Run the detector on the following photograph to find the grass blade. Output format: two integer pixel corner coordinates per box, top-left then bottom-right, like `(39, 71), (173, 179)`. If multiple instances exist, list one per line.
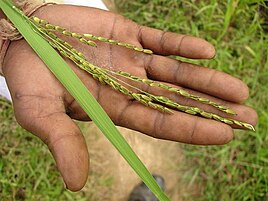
(0, 1), (170, 200)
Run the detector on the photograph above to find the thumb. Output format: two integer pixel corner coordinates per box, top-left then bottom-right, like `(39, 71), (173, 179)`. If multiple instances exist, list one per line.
(13, 96), (89, 191)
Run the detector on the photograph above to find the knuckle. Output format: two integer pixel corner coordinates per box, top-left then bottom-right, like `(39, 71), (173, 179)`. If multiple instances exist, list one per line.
(46, 129), (80, 150)
(188, 117), (198, 144)
(152, 112), (165, 139)
(159, 31), (168, 52)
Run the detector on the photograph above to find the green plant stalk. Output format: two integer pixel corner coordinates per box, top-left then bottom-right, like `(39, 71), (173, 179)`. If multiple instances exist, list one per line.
(0, 1), (170, 200)
(217, 0), (237, 41)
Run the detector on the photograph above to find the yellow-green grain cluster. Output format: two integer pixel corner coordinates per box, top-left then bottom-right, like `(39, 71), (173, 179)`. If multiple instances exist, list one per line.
(29, 16), (255, 131)
(108, 70), (236, 115)
(31, 16), (152, 54)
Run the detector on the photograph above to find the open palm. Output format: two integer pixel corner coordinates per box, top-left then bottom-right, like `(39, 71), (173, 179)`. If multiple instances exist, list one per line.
(2, 5), (257, 191)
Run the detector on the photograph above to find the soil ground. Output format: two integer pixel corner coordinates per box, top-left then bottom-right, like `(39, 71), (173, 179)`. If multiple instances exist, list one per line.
(82, 122), (186, 201)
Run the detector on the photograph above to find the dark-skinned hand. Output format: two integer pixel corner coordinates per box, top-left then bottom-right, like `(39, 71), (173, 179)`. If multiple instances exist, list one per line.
(2, 5), (257, 191)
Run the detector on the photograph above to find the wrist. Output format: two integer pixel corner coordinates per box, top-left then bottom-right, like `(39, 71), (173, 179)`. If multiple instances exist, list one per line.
(0, 2), (56, 75)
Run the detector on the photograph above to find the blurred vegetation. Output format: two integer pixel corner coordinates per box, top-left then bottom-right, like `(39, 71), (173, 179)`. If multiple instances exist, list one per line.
(116, 0), (268, 200)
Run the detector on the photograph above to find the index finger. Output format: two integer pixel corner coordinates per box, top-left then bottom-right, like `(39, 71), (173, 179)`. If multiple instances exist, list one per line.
(138, 26), (216, 59)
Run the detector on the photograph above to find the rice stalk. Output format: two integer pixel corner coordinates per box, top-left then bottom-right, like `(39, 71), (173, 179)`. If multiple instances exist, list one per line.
(104, 70), (237, 115)
(30, 17), (237, 114)
(45, 32), (173, 114)
(31, 16), (153, 54)
(30, 17), (255, 131)
(46, 31), (254, 131)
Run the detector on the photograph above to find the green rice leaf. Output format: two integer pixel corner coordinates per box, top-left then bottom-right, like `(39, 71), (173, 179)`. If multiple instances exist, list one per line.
(0, 0), (170, 200)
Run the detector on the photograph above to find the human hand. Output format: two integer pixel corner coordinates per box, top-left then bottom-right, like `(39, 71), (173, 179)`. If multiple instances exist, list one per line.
(2, 5), (257, 191)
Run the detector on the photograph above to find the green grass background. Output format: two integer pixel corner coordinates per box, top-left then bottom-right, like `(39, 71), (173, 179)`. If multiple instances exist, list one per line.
(116, 1), (268, 200)
(0, 0), (268, 200)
